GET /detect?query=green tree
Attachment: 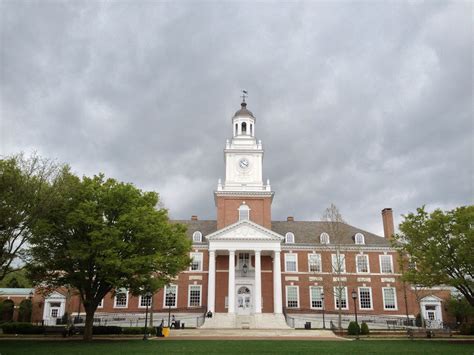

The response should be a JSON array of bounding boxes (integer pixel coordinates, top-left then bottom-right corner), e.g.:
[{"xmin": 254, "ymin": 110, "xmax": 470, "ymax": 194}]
[
  {"xmin": 447, "ymin": 296, "xmax": 474, "ymax": 325},
  {"xmin": 0, "ymin": 154, "xmax": 61, "ymax": 280},
  {"xmin": 394, "ymin": 206, "xmax": 474, "ymax": 306},
  {"xmin": 27, "ymin": 172, "xmax": 191, "ymax": 340}
]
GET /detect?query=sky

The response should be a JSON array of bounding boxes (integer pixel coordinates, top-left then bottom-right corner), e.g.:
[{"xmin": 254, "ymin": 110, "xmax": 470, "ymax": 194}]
[{"xmin": 1, "ymin": 1, "xmax": 472, "ymax": 236}]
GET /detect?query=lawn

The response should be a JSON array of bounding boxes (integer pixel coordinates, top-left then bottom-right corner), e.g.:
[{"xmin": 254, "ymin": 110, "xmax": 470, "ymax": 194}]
[{"xmin": 0, "ymin": 339, "xmax": 473, "ymax": 354}]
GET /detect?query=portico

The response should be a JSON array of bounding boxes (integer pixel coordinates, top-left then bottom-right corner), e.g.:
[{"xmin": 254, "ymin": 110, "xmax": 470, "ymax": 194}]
[{"xmin": 205, "ymin": 220, "xmax": 283, "ymax": 316}]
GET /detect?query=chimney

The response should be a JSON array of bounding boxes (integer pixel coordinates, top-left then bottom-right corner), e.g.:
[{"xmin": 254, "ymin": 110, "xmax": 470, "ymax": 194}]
[
  {"xmin": 381, "ymin": 208, "xmax": 394, "ymax": 239},
  {"xmin": 191, "ymin": 215, "xmax": 198, "ymax": 221},
  {"xmin": 287, "ymin": 216, "xmax": 294, "ymax": 222}
]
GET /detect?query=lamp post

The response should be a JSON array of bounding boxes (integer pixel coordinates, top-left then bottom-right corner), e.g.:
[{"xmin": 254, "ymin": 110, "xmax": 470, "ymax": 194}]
[
  {"xmin": 351, "ymin": 289, "xmax": 359, "ymax": 340},
  {"xmin": 321, "ymin": 291, "xmax": 326, "ymax": 329},
  {"xmin": 143, "ymin": 292, "xmax": 152, "ymax": 340},
  {"xmin": 166, "ymin": 289, "xmax": 173, "ymax": 328}
]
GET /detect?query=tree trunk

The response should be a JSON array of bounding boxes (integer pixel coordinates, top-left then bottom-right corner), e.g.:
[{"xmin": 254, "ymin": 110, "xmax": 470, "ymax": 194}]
[
  {"xmin": 149, "ymin": 297, "xmax": 154, "ymax": 327},
  {"xmin": 83, "ymin": 309, "xmax": 95, "ymax": 341}
]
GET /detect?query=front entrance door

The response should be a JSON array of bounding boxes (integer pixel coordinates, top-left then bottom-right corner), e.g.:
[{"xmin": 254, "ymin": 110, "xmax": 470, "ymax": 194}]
[
  {"xmin": 424, "ymin": 305, "xmax": 442, "ymax": 328},
  {"xmin": 237, "ymin": 286, "xmax": 252, "ymax": 314}
]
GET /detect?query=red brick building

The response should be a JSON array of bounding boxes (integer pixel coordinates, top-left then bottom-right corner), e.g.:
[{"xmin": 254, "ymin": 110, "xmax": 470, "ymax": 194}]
[{"xmin": 0, "ymin": 100, "xmax": 452, "ymax": 328}]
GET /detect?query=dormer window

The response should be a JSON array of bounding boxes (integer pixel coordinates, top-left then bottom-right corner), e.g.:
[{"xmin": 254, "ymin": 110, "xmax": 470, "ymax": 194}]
[
  {"xmin": 355, "ymin": 233, "xmax": 365, "ymax": 245},
  {"xmin": 285, "ymin": 232, "xmax": 295, "ymax": 244},
  {"xmin": 192, "ymin": 231, "xmax": 202, "ymax": 242},
  {"xmin": 320, "ymin": 232, "xmax": 330, "ymax": 245},
  {"xmin": 238, "ymin": 203, "xmax": 250, "ymax": 221}
]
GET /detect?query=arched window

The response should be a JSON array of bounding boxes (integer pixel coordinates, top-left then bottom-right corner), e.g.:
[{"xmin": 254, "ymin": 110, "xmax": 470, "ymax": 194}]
[
  {"xmin": 250, "ymin": 124, "xmax": 253, "ymax": 136},
  {"xmin": 285, "ymin": 232, "xmax": 295, "ymax": 244},
  {"xmin": 242, "ymin": 122, "xmax": 247, "ymax": 134},
  {"xmin": 355, "ymin": 233, "xmax": 365, "ymax": 245},
  {"xmin": 192, "ymin": 231, "xmax": 202, "ymax": 242},
  {"xmin": 320, "ymin": 232, "xmax": 330, "ymax": 245},
  {"xmin": 238, "ymin": 203, "xmax": 250, "ymax": 221},
  {"xmin": 235, "ymin": 123, "xmax": 238, "ymax": 136}
]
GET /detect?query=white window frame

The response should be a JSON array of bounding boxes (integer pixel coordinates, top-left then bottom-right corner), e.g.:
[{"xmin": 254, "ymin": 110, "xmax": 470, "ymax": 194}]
[
  {"xmin": 188, "ymin": 284, "xmax": 202, "ymax": 307},
  {"xmin": 379, "ymin": 255, "xmax": 394, "ymax": 274},
  {"xmin": 331, "ymin": 253, "xmax": 346, "ymax": 273},
  {"xmin": 309, "ymin": 286, "xmax": 323, "ymax": 309},
  {"xmin": 358, "ymin": 287, "xmax": 373, "ymax": 310},
  {"xmin": 190, "ymin": 252, "xmax": 203, "ymax": 271},
  {"xmin": 163, "ymin": 284, "xmax": 178, "ymax": 308},
  {"xmin": 285, "ymin": 232, "xmax": 295, "ymax": 244},
  {"xmin": 320, "ymin": 232, "xmax": 330, "ymax": 244},
  {"xmin": 356, "ymin": 254, "xmax": 370, "ymax": 273},
  {"xmin": 355, "ymin": 233, "xmax": 365, "ymax": 245},
  {"xmin": 138, "ymin": 294, "xmax": 152, "ymax": 308},
  {"xmin": 97, "ymin": 298, "xmax": 104, "ymax": 309},
  {"xmin": 284, "ymin": 253, "xmax": 298, "ymax": 272},
  {"xmin": 333, "ymin": 286, "xmax": 348, "ymax": 310},
  {"xmin": 308, "ymin": 253, "xmax": 322, "ymax": 272},
  {"xmin": 286, "ymin": 285, "xmax": 299, "ymax": 308},
  {"xmin": 382, "ymin": 287, "xmax": 398, "ymax": 310},
  {"xmin": 114, "ymin": 290, "xmax": 129, "ymax": 309},
  {"xmin": 192, "ymin": 231, "xmax": 202, "ymax": 242}
]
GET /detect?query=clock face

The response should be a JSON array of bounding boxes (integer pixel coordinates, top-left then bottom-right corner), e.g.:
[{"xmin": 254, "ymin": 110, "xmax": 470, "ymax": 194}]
[{"xmin": 239, "ymin": 158, "xmax": 250, "ymax": 169}]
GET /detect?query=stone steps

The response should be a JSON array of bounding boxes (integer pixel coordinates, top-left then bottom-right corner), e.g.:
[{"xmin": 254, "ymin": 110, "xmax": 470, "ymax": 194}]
[{"xmin": 200, "ymin": 313, "xmax": 290, "ymax": 329}]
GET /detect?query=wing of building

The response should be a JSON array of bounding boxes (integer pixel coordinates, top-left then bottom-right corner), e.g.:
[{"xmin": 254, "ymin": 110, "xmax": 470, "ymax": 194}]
[{"xmin": 0, "ymin": 100, "xmax": 452, "ymax": 329}]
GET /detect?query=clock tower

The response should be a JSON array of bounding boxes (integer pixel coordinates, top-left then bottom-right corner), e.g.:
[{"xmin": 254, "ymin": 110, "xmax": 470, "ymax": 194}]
[{"xmin": 215, "ymin": 99, "xmax": 274, "ymax": 229}]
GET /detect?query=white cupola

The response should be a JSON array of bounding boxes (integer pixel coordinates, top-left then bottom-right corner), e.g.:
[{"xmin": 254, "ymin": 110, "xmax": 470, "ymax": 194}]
[{"xmin": 232, "ymin": 100, "xmax": 256, "ymax": 138}]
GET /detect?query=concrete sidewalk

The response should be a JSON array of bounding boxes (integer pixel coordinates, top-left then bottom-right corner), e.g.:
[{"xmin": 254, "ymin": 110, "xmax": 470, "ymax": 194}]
[{"xmin": 161, "ymin": 328, "xmax": 348, "ymax": 340}]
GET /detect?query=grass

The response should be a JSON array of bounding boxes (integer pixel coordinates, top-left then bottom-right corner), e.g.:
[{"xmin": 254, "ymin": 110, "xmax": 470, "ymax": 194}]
[{"xmin": 0, "ymin": 339, "xmax": 473, "ymax": 355}]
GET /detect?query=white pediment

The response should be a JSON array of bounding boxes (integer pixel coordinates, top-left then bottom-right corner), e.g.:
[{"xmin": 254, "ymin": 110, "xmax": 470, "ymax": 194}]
[
  {"xmin": 45, "ymin": 291, "xmax": 66, "ymax": 300},
  {"xmin": 206, "ymin": 220, "xmax": 284, "ymax": 242}
]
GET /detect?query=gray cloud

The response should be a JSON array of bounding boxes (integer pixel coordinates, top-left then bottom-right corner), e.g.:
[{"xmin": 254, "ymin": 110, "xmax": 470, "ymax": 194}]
[{"xmin": 1, "ymin": 1, "xmax": 472, "ymax": 236}]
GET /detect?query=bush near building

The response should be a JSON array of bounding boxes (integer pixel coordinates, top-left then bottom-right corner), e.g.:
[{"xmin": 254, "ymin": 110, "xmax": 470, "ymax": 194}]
[
  {"xmin": 347, "ymin": 321, "xmax": 360, "ymax": 335},
  {"xmin": 360, "ymin": 322, "xmax": 370, "ymax": 335}
]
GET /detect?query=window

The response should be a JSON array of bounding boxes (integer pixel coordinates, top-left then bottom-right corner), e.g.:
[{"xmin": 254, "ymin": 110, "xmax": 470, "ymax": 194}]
[
  {"xmin": 188, "ymin": 285, "xmax": 202, "ymax": 307},
  {"xmin": 285, "ymin": 253, "xmax": 298, "ymax": 272},
  {"xmin": 356, "ymin": 254, "xmax": 369, "ymax": 273},
  {"xmin": 380, "ymin": 255, "xmax": 394, "ymax": 273},
  {"xmin": 250, "ymin": 123, "xmax": 253, "ymax": 136},
  {"xmin": 235, "ymin": 123, "xmax": 238, "ymax": 135},
  {"xmin": 308, "ymin": 254, "xmax": 322, "ymax": 272},
  {"xmin": 51, "ymin": 309, "xmax": 59, "ymax": 318},
  {"xmin": 238, "ymin": 252, "xmax": 250, "ymax": 269},
  {"xmin": 334, "ymin": 287, "xmax": 348, "ymax": 309},
  {"xmin": 331, "ymin": 253, "xmax": 346, "ymax": 273},
  {"xmin": 285, "ymin": 232, "xmax": 295, "ymax": 244},
  {"xmin": 192, "ymin": 231, "xmax": 202, "ymax": 242},
  {"xmin": 242, "ymin": 122, "xmax": 247, "ymax": 134},
  {"xmin": 286, "ymin": 286, "xmax": 299, "ymax": 308},
  {"xmin": 97, "ymin": 298, "xmax": 104, "ymax": 308},
  {"xmin": 320, "ymin": 232, "xmax": 330, "ymax": 244},
  {"xmin": 114, "ymin": 291, "xmax": 128, "ymax": 308},
  {"xmin": 190, "ymin": 252, "xmax": 203, "ymax": 271},
  {"xmin": 164, "ymin": 285, "xmax": 178, "ymax": 308},
  {"xmin": 383, "ymin": 287, "xmax": 397, "ymax": 310},
  {"xmin": 238, "ymin": 204, "xmax": 250, "ymax": 221},
  {"xmin": 310, "ymin": 286, "xmax": 323, "ymax": 309},
  {"xmin": 355, "ymin": 233, "xmax": 365, "ymax": 245},
  {"xmin": 359, "ymin": 287, "xmax": 373, "ymax": 309},
  {"xmin": 139, "ymin": 294, "xmax": 152, "ymax": 308}
]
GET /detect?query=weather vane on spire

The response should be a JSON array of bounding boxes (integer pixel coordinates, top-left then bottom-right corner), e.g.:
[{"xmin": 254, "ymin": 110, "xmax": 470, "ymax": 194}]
[{"xmin": 241, "ymin": 90, "xmax": 248, "ymax": 103}]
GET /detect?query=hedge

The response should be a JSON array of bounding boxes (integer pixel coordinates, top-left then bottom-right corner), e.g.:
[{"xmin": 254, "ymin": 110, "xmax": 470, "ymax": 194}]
[
  {"xmin": 360, "ymin": 322, "xmax": 370, "ymax": 335},
  {"xmin": 122, "ymin": 327, "xmax": 156, "ymax": 335},
  {"xmin": 2, "ymin": 322, "xmax": 45, "ymax": 334},
  {"xmin": 459, "ymin": 323, "xmax": 474, "ymax": 335}
]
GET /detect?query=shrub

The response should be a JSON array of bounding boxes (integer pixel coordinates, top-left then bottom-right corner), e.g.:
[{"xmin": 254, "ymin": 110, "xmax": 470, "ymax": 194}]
[
  {"xmin": 459, "ymin": 323, "xmax": 474, "ymax": 335},
  {"xmin": 360, "ymin": 322, "xmax": 369, "ymax": 335},
  {"xmin": 2, "ymin": 322, "xmax": 45, "ymax": 334},
  {"xmin": 347, "ymin": 321, "xmax": 360, "ymax": 335},
  {"xmin": 415, "ymin": 313, "xmax": 422, "ymax": 327},
  {"xmin": 75, "ymin": 326, "xmax": 123, "ymax": 335},
  {"xmin": 122, "ymin": 327, "xmax": 156, "ymax": 335}
]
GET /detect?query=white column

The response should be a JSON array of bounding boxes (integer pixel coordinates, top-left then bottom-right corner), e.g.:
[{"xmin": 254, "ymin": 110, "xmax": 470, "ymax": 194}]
[
  {"xmin": 207, "ymin": 250, "xmax": 216, "ymax": 313},
  {"xmin": 255, "ymin": 250, "xmax": 262, "ymax": 313},
  {"xmin": 273, "ymin": 250, "xmax": 283, "ymax": 314},
  {"xmin": 228, "ymin": 250, "xmax": 235, "ymax": 313}
]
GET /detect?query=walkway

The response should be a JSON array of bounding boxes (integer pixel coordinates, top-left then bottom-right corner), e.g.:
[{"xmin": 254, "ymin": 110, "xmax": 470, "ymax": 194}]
[{"xmin": 162, "ymin": 328, "xmax": 347, "ymax": 340}]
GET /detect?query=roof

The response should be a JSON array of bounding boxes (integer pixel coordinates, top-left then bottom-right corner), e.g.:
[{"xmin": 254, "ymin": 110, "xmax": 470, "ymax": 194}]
[
  {"xmin": 233, "ymin": 102, "xmax": 255, "ymax": 118},
  {"xmin": 173, "ymin": 220, "xmax": 390, "ymax": 247},
  {"xmin": 0, "ymin": 288, "xmax": 35, "ymax": 296}
]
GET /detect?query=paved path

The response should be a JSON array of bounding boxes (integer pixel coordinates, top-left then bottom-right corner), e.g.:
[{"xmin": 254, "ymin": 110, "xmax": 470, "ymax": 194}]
[{"xmin": 161, "ymin": 328, "xmax": 347, "ymax": 340}]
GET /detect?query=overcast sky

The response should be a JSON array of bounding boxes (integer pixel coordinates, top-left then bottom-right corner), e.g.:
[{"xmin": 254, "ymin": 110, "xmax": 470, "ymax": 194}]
[{"xmin": 1, "ymin": 1, "xmax": 472, "ymax": 236}]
